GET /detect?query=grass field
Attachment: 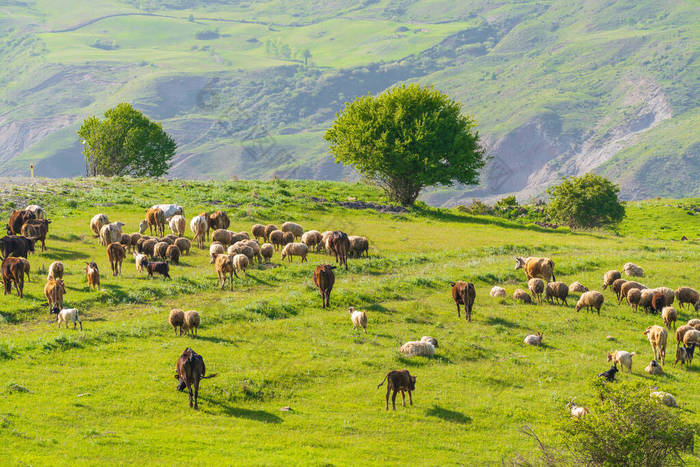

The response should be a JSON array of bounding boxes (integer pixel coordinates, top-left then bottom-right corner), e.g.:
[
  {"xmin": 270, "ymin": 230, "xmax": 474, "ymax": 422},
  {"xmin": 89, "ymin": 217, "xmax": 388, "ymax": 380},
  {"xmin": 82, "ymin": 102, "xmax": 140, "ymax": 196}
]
[{"xmin": 0, "ymin": 178, "xmax": 698, "ymax": 465}]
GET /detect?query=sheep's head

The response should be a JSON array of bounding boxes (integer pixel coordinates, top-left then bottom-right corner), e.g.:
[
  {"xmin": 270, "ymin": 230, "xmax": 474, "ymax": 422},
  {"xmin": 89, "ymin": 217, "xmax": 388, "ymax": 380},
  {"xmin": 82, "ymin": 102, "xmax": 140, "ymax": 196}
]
[
  {"xmin": 348, "ymin": 307, "xmax": 355, "ymax": 314},
  {"xmin": 643, "ymin": 327, "xmax": 651, "ymax": 336},
  {"xmin": 514, "ymin": 257, "xmax": 525, "ymax": 270}
]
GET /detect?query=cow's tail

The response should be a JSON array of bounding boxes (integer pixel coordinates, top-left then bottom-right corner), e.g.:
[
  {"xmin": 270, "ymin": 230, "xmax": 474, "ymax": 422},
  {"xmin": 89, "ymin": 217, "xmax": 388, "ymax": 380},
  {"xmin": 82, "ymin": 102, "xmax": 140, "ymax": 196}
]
[
  {"xmin": 549, "ymin": 260, "xmax": 556, "ymax": 282},
  {"xmin": 377, "ymin": 374, "xmax": 388, "ymax": 389}
]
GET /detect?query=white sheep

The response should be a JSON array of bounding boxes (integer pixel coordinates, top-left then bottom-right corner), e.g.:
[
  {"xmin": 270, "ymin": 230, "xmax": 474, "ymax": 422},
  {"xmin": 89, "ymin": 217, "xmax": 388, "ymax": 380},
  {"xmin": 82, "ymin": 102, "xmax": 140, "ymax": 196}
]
[
  {"xmin": 90, "ymin": 213, "xmax": 109, "ymax": 237},
  {"xmin": 138, "ymin": 219, "xmax": 148, "ymax": 235},
  {"xmin": 209, "ymin": 242, "xmax": 225, "ymax": 264},
  {"xmin": 575, "ymin": 291, "xmax": 604, "ymax": 314},
  {"xmin": 190, "ymin": 215, "xmax": 208, "ymax": 249},
  {"xmin": 650, "ymin": 390, "xmax": 677, "ymax": 407},
  {"xmin": 348, "ymin": 307, "xmax": 367, "ymax": 333},
  {"xmin": 57, "ymin": 308, "xmax": 82, "ymax": 330},
  {"xmin": 490, "ymin": 286, "xmax": 506, "ymax": 298},
  {"xmin": 623, "ymin": 262, "xmax": 644, "ymax": 277},
  {"xmin": 47, "ymin": 261, "xmax": 64, "ymax": 281},
  {"xmin": 606, "ymin": 350, "xmax": 636, "ymax": 372},
  {"xmin": 644, "ymin": 325, "xmax": 667, "ymax": 365},
  {"xmin": 399, "ymin": 337, "xmax": 436, "ymax": 357},
  {"xmin": 281, "ymin": 221, "xmax": 304, "ymax": 239},
  {"xmin": 569, "ymin": 281, "xmax": 588, "ymax": 293},
  {"xmin": 169, "ymin": 215, "xmax": 186, "ymax": 237},
  {"xmin": 281, "ymin": 242, "xmax": 309, "ymax": 263},
  {"xmin": 99, "ymin": 222, "xmax": 125, "ymax": 246},
  {"xmin": 232, "ymin": 253, "xmax": 249, "ymax": 276},
  {"xmin": 523, "ymin": 332, "xmax": 543, "ymax": 346},
  {"xmin": 25, "ymin": 204, "xmax": 46, "ymax": 219}
]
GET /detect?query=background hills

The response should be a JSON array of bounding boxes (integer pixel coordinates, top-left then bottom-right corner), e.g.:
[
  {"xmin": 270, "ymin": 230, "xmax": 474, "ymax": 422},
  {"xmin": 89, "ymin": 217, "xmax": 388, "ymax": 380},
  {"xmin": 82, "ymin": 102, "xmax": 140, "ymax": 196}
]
[{"xmin": 0, "ymin": 0, "xmax": 697, "ymax": 204}]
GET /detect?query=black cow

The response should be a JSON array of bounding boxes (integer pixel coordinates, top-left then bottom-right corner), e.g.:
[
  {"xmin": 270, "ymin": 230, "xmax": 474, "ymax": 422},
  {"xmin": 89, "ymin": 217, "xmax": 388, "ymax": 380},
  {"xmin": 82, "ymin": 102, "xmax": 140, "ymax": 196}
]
[{"xmin": 0, "ymin": 236, "xmax": 36, "ymax": 259}]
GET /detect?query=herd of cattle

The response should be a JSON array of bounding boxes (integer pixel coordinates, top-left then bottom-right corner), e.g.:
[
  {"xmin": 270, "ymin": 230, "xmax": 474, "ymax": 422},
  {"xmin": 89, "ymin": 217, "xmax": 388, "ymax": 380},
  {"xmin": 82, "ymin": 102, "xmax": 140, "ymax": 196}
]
[{"xmin": 2, "ymin": 204, "xmax": 699, "ymax": 412}]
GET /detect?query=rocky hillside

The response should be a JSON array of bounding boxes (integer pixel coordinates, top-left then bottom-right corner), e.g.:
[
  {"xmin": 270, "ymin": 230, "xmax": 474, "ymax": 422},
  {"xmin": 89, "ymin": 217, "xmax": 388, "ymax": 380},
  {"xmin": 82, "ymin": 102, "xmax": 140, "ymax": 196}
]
[{"xmin": 0, "ymin": 0, "xmax": 697, "ymax": 204}]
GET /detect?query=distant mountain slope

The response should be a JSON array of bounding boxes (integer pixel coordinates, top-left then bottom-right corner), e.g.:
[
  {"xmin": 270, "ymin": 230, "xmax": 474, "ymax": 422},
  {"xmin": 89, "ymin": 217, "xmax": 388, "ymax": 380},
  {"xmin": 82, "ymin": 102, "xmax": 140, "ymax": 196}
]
[{"xmin": 0, "ymin": 0, "xmax": 697, "ymax": 204}]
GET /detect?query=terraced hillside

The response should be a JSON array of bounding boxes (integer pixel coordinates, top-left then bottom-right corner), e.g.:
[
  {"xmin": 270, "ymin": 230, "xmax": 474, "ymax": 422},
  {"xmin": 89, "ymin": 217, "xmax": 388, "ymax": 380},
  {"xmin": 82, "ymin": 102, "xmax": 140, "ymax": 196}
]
[
  {"xmin": 0, "ymin": 1, "xmax": 698, "ymax": 203},
  {"xmin": 0, "ymin": 178, "xmax": 698, "ymax": 464}
]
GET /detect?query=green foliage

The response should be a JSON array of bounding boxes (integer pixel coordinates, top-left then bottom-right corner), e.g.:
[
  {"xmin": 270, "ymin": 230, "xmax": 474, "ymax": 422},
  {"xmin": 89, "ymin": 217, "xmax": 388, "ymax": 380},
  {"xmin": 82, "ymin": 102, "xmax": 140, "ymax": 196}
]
[
  {"xmin": 325, "ymin": 84, "xmax": 486, "ymax": 205},
  {"xmin": 546, "ymin": 173, "xmax": 625, "ymax": 229},
  {"xmin": 561, "ymin": 380, "xmax": 696, "ymax": 466},
  {"xmin": 457, "ymin": 199, "xmax": 493, "ymax": 215},
  {"xmin": 77, "ymin": 103, "xmax": 176, "ymax": 177}
]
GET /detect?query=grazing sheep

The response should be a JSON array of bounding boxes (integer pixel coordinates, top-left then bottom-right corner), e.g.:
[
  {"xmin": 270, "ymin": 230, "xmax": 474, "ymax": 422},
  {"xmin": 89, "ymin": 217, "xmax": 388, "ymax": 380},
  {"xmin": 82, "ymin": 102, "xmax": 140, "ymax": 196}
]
[
  {"xmin": 618, "ymin": 281, "xmax": 646, "ymax": 305},
  {"xmin": 639, "ymin": 289, "xmax": 656, "ymax": 312},
  {"xmin": 644, "ymin": 325, "xmax": 667, "ymax": 365},
  {"xmin": 90, "ymin": 213, "xmax": 109, "ymax": 237},
  {"xmin": 576, "ymin": 291, "xmax": 604, "ymax": 315},
  {"xmin": 687, "ymin": 318, "xmax": 700, "ymax": 329},
  {"xmin": 169, "ymin": 308, "xmax": 185, "ymax": 336},
  {"xmin": 175, "ymin": 237, "xmax": 190, "ymax": 256},
  {"xmin": 166, "ymin": 244, "xmax": 181, "ymax": 264},
  {"xmin": 377, "ymin": 369, "xmax": 416, "ymax": 411},
  {"xmin": 627, "ymin": 288, "xmax": 642, "ymax": 311},
  {"xmin": 209, "ymin": 242, "xmax": 225, "ymax": 264},
  {"xmin": 25, "ymin": 204, "xmax": 46, "ymax": 219},
  {"xmin": 528, "ymin": 278, "xmax": 545, "ymax": 304},
  {"xmin": 53, "ymin": 306, "xmax": 82, "ymax": 330},
  {"xmin": 99, "ymin": 222, "xmax": 125, "ymax": 246},
  {"xmin": 514, "ymin": 256, "xmax": 556, "ymax": 282},
  {"xmin": 190, "ymin": 215, "xmax": 208, "ymax": 249},
  {"xmin": 301, "ymin": 230, "xmax": 322, "ymax": 250},
  {"xmin": 169, "ymin": 215, "xmax": 186, "ymax": 237},
  {"xmin": 227, "ymin": 243, "xmax": 254, "ymax": 262},
  {"xmin": 683, "ymin": 329, "xmax": 700, "ymax": 348},
  {"xmin": 513, "ymin": 288, "xmax": 533, "ymax": 304},
  {"xmin": 106, "ymin": 242, "xmax": 126, "ymax": 276},
  {"xmin": 623, "ymin": 262, "xmax": 644, "ymax": 277},
  {"xmin": 47, "ymin": 261, "xmax": 64, "ymax": 281},
  {"xmin": 523, "ymin": 332, "xmax": 543, "ymax": 346},
  {"xmin": 607, "ymin": 350, "xmax": 636, "ymax": 372},
  {"xmin": 269, "ymin": 230, "xmax": 284, "ymax": 250},
  {"xmin": 44, "ymin": 279, "xmax": 66, "ymax": 311},
  {"xmin": 154, "ymin": 241, "xmax": 169, "ymax": 260},
  {"xmin": 260, "ymin": 243, "xmax": 273, "ymax": 263},
  {"xmin": 674, "ymin": 346, "xmax": 693, "ymax": 368},
  {"xmin": 567, "ymin": 400, "xmax": 589, "ymax": 419},
  {"xmin": 348, "ymin": 307, "xmax": 367, "ymax": 333},
  {"xmin": 264, "ymin": 224, "xmax": 278, "ymax": 242},
  {"xmin": 602, "ymin": 270, "xmax": 622, "ymax": 290},
  {"xmin": 675, "ymin": 287, "xmax": 700, "ymax": 310},
  {"xmin": 251, "ymin": 224, "xmax": 266, "ymax": 242},
  {"xmin": 650, "ymin": 390, "xmax": 677, "ymax": 407},
  {"xmin": 139, "ymin": 238, "xmax": 157, "ymax": 258},
  {"xmin": 490, "ymin": 286, "xmax": 506, "ymax": 298},
  {"xmin": 133, "ymin": 252, "xmax": 148, "ymax": 272},
  {"xmin": 654, "ymin": 287, "xmax": 675, "ymax": 306},
  {"xmin": 676, "ymin": 324, "xmax": 693, "ymax": 347},
  {"xmin": 281, "ymin": 242, "xmax": 309, "ymax": 263},
  {"xmin": 399, "ymin": 339, "xmax": 435, "ymax": 357},
  {"xmin": 138, "ymin": 219, "xmax": 148, "ymax": 235},
  {"xmin": 611, "ymin": 278, "xmax": 626, "ymax": 301},
  {"xmin": 145, "ymin": 208, "xmax": 165, "ymax": 237},
  {"xmin": 281, "ymin": 231, "xmax": 294, "ymax": 246},
  {"xmin": 313, "ymin": 264, "xmax": 336, "ymax": 308},
  {"xmin": 449, "ymin": 281, "xmax": 476, "ymax": 321},
  {"xmin": 211, "ymin": 229, "xmax": 232, "ymax": 246},
  {"xmin": 281, "ymin": 221, "xmax": 303, "ymax": 240},
  {"xmin": 232, "ymin": 254, "xmax": 249, "ymax": 276},
  {"xmin": 569, "ymin": 281, "xmax": 588, "ymax": 293},
  {"xmin": 214, "ymin": 254, "xmax": 237, "ymax": 290},
  {"xmin": 242, "ymin": 240, "xmax": 262, "ymax": 263},
  {"xmin": 545, "ymin": 282, "xmax": 569, "ymax": 305},
  {"xmin": 421, "ymin": 336, "xmax": 438, "ymax": 347},
  {"xmin": 183, "ymin": 310, "xmax": 200, "ymax": 336},
  {"xmin": 85, "ymin": 261, "xmax": 100, "ymax": 290},
  {"xmin": 662, "ymin": 306, "xmax": 677, "ymax": 329},
  {"xmin": 348, "ymin": 236, "xmax": 369, "ymax": 258},
  {"xmin": 598, "ymin": 365, "xmax": 618, "ymax": 381},
  {"xmin": 645, "ymin": 360, "xmax": 663, "ymax": 375},
  {"xmin": 145, "ymin": 261, "xmax": 171, "ymax": 280},
  {"xmin": 120, "ymin": 233, "xmax": 132, "ymax": 252}
]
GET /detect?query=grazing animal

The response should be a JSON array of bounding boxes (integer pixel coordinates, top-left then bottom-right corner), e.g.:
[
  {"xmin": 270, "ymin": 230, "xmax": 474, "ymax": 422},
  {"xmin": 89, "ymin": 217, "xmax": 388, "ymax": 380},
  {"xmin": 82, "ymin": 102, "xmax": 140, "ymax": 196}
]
[
  {"xmin": 99, "ymin": 222, "xmax": 125, "ymax": 246},
  {"xmin": 140, "ymin": 238, "xmax": 157, "ymax": 258},
  {"xmin": 674, "ymin": 345, "xmax": 694, "ymax": 367},
  {"xmin": 0, "ymin": 235, "xmax": 36, "ymax": 259},
  {"xmin": 348, "ymin": 235, "xmax": 369, "ymax": 258},
  {"xmin": 53, "ymin": 306, "xmax": 82, "ymax": 330},
  {"xmin": 169, "ymin": 308, "xmax": 185, "ymax": 336},
  {"xmin": 650, "ymin": 390, "xmax": 677, "ymax": 407},
  {"xmin": 348, "ymin": 307, "xmax": 367, "ymax": 333},
  {"xmin": 214, "ymin": 254, "xmax": 237, "ymax": 290},
  {"xmin": 85, "ymin": 261, "xmax": 100, "ymax": 290},
  {"xmin": 301, "ymin": 230, "xmax": 322, "ymax": 250},
  {"xmin": 567, "ymin": 400, "xmax": 589, "ymax": 419},
  {"xmin": 21, "ymin": 218, "xmax": 51, "ymax": 251},
  {"xmin": 106, "ymin": 242, "xmax": 126, "ymax": 276},
  {"xmin": 313, "ymin": 264, "xmax": 336, "ymax": 308},
  {"xmin": 2, "ymin": 257, "xmax": 26, "ymax": 297},
  {"xmin": 399, "ymin": 338, "xmax": 436, "ymax": 357},
  {"xmin": 569, "ymin": 281, "xmax": 588, "ymax": 293},
  {"xmin": 377, "ymin": 370, "xmax": 416, "ymax": 411},
  {"xmin": 190, "ymin": 215, "xmax": 208, "ymax": 249},
  {"xmin": 206, "ymin": 211, "xmax": 230, "ymax": 240},
  {"xmin": 269, "ymin": 230, "xmax": 285, "ymax": 250},
  {"xmin": 688, "ymin": 318, "xmax": 700, "ymax": 330},
  {"xmin": 175, "ymin": 348, "xmax": 207, "ymax": 410},
  {"xmin": 654, "ymin": 287, "xmax": 675, "ymax": 306},
  {"xmin": 683, "ymin": 329, "xmax": 700, "ymax": 348},
  {"xmin": 165, "ymin": 244, "xmax": 181, "ymax": 264},
  {"xmin": 281, "ymin": 242, "xmax": 309, "ymax": 263},
  {"xmin": 261, "ymin": 243, "xmax": 273, "ymax": 263},
  {"xmin": 597, "ymin": 365, "xmax": 618, "ymax": 382},
  {"xmin": 264, "ymin": 224, "xmax": 278, "ymax": 242},
  {"xmin": 514, "ymin": 288, "xmax": 533, "ymax": 304},
  {"xmin": 607, "ymin": 350, "xmax": 635, "ymax": 372},
  {"xmin": 627, "ymin": 288, "xmax": 642, "ymax": 311},
  {"xmin": 145, "ymin": 261, "xmax": 171, "ymax": 279},
  {"xmin": 231, "ymin": 254, "xmax": 249, "ymax": 276},
  {"xmin": 490, "ymin": 286, "xmax": 506, "ymax": 297},
  {"xmin": 611, "ymin": 278, "xmax": 626, "ymax": 301},
  {"xmin": 618, "ymin": 281, "xmax": 646, "ymax": 305},
  {"xmin": 154, "ymin": 241, "xmax": 169, "ymax": 260},
  {"xmin": 120, "ymin": 233, "xmax": 132, "ymax": 252},
  {"xmin": 150, "ymin": 204, "xmax": 184, "ymax": 220},
  {"xmin": 329, "ymin": 231, "xmax": 350, "ymax": 270},
  {"xmin": 602, "ymin": 270, "xmax": 622, "ymax": 290},
  {"xmin": 662, "ymin": 306, "xmax": 677, "ymax": 329},
  {"xmin": 44, "ymin": 279, "xmax": 66, "ymax": 310},
  {"xmin": 7, "ymin": 209, "xmax": 36, "ymax": 235},
  {"xmin": 644, "ymin": 325, "xmax": 667, "ymax": 365},
  {"xmin": 281, "ymin": 221, "xmax": 303, "ymax": 240},
  {"xmin": 645, "ymin": 359, "xmax": 663, "ymax": 375},
  {"xmin": 138, "ymin": 220, "xmax": 149, "ymax": 235},
  {"xmin": 209, "ymin": 242, "xmax": 225, "ymax": 264},
  {"xmin": 523, "ymin": 332, "xmax": 543, "ymax": 346},
  {"xmin": 650, "ymin": 292, "xmax": 666, "ymax": 315},
  {"xmin": 47, "ymin": 261, "xmax": 64, "ymax": 281},
  {"xmin": 528, "ymin": 278, "xmax": 545, "ymax": 304},
  {"xmin": 623, "ymin": 262, "xmax": 644, "ymax": 277},
  {"xmin": 514, "ymin": 256, "xmax": 555, "ymax": 282},
  {"xmin": 169, "ymin": 215, "xmax": 186, "ymax": 237},
  {"xmin": 183, "ymin": 310, "xmax": 200, "ymax": 336},
  {"xmin": 174, "ymin": 237, "xmax": 190, "ymax": 256},
  {"xmin": 576, "ymin": 291, "xmax": 604, "ymax": 315},
  {"xmin": 251, "ymin": 224, "xmax": 266, "ymax": 242},
  {"xmin": 676, "ymin": 324, "xmax": 693, "ymax": 347},
  {"xmin": 281, "ymin": 231, "xmax": 294, "ymax": 246},
  {"xmin": 675, "ymin": 287, "xmax": 700, "ymax": 311},
  {"xmin": 212, "ymin": 229, "xmax": 234, "ymax": 246},
  {"xmin": 146, "ymin": 208, "xmax": 165, "ymax": 237},
  {"xmin": 545, "ymin": 282, "xmax": 569, "ymax": 305},
  {"xmin": 449, "ymin": 281, "xmax": 476, "ymax": 321}
]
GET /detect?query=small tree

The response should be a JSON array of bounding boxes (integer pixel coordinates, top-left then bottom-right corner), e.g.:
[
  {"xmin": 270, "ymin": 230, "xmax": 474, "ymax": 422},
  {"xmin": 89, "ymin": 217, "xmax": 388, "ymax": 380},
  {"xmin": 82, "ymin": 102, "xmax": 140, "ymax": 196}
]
[
  {"xmin": 324, "ymin": 84, "xmax": 486, "ymax": 205},
  {"xmin": 78, "ymin": 103, "xmax": 176, "ymax": 177},
  {"xmin": 546, "ymin": 173, "xmax": 624, "ymax": 228}
]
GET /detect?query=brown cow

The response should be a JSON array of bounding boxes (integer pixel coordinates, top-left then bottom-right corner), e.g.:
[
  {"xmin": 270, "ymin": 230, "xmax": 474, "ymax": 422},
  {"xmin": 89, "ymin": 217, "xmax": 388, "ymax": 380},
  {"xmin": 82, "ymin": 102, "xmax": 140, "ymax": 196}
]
[
  {"xmin": 214, "ymin": 254, "xmax": 237, "ymax": 290},
  {"xmin": 2, "ymin": 257, "xmax": 26, "ymax": 297},
  {"xmin": 107, "ymin": 242, "xmax": 126, "ymax": 276},
  {"xmin": 6, "ymin": 209, "xmax": 35, "ymax": 235},
  {"xmin": 377, "ymin": 369, "xmax": 417, "ymax": 411},
  {"xmin": 174, "ymin": 348, "xmax": 213, "ymax": 410},
  {"xmin": 313, "ymin": 264, "xmax": 336, "ymax": 308},
  {"xmin": 449, "ymin": 281, "xmax": 476, "ymax": 322},
  {"xmin": 329, "ymin": 231, "xmax": 350, "ymax": 270},
  {"xmin": 21, "ymin": 218, "xmax": 51, "ymax": 251},
  {"xmin": 514, "ymin": 257, "xmax": 556, "ymax": 282},
  {"xmin": 44, "ymin": 278, "xmax": 66, "ymax": 310},
  {"xmin": 207, "ymin": 211, "xmax": 230, "ymax": 240},
  {"xmin": 146, "ymin": 208, "xmax": 165, "ymax": 237}
]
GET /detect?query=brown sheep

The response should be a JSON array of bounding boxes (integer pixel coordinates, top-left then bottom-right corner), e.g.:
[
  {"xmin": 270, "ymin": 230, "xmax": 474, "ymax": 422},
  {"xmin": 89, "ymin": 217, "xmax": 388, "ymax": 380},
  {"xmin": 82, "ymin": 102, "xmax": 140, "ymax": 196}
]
[
  {"xmin": 175, "ymin": 237, "xmax": 191, "ymax": 256},
  {"xmin": 513, "ymin": 288, "xmax": 533, "ymax": 304},
  {"xmin": 214, "ymin": 254, "xmax": 237, "ymax": 290},
  {"xmin": 44, "ymin": 278, "xmax": 66, "ymax": 310},
  {"xmin": 85, "ymin": 261, "xmax": 100, "ymax": 291},
  {"xmin": 575, "ymin": 291, "xmax": 604, "ymax": 315},
  {"xmin": 627, "ymin": 288, "xmax": 641, "ymax": 311},
  {"xmin": 688, "ymin": 319, "xmax": 700, "ymax": 329},
  {"xmin": 47, "ymin": 261, "xmax": 64, "ymax": 281},
  {"xmin": 212, "ymin": 229, "xmax": 233, "ymax": 246},
  {"xmin": 313, "ymin": 264, "xmax": 336, "ymax": 308},
  {"xmin": 183, "ymin": 310, "xmax": 200, "ymax": 336},
  {"xmin": 545, "ymin": 282, "xmax": 568, "ymax": 305},
  {"xmin": 528, "ymin": 278, "xmax": 545, "ymax": 304},
  {"xmin": 166, "ymin": 245, "xmax": 181, "ymax": 264},
  {"xmin": 154, "ymin": 241, "xmax": 169, "ymax": 261},
  {"xmin": 140, "ymin": 238, "xmax": 157, "ymax": 258},
  {"xmin": 231, "ymin": 254, "xmax": 249, "ymax": 276},
  {"xmin": 146, "ymin": 208, "xmax": 165, "ymax": 237},
  {"xmin": 644, "ymin": 325, "xmax": 667, "ymax": 365},
  {"xmin": 662, "ymin": 307, "xmax": 677, "ymax": 329},
  {"xmin": 676, "ymin": 324, "xmax": 693, "ymax": 346},
  {"xmin": 2, "ymin": 257, "xmax": 26, "ymax": 297},
  {"xmin": 683, "ymin": 329, "xmax": 700, "ymax": 348},
  {"xmin": 602, "ymin": 270, "xmax": 621, "ymax": 290},
  {"xmin": 120, "ymin": 233, "xmax": 132, "ymax": 252},
  {"xmin": 260, "ymin": 243, "xmax": 273, "ymax": 263},
  {"xmin": 269, "ymin": 230, "xmax": 285, "ymax": 251},
  {"xmin": 449, "ymin": 281, "xmax": 476, "ymax": 321},
  {"xmin": 281, "ymin": 243, "xmax": 308, "ymax": 263},
  {"xmin": 209, "ymin": 242, "xmax": 225, "ymax": 264},
  {"xmin": 106, "ymin": 242, "xmax": 126, "ymax": 276},
  {"xmin": 675, "ymin": 287, "xmax": 700, "ymax": 310},
  {"xmin": 611, "ymin": 278, "xmax": 626, "ymax": 301},
  {"xmin": 169, "ymin": 308, "xmax": 185, "ymax": 336},
  {"xmin": 618, "ymin": 281, "xmax": 645, "ymax": 305},
  {"xmin": 651, "ymin": 292, "xmax": 666, "ymax": 315},
  {"xmin": 281, "ymin": 231, "xmax": 294, "ymax": 246},
  {"xmin": 251, "ymin": 224, "xmax": 266, "ymax": 242},
  {"xmin": 654, "ymin": 287, "xmax": 675, "ymax": 306},
  {"xmin": 207, "ymin": 211, "xmax": 230, "ymax": 240},
  {"xmin": 264, "ymin": 224, "xmax": 278, "ymax": 242},
  {"xmin": 348, "ymin": 235, "xmax": 369, "ymax": 258},
  {"xmin": 514, "ymin": 256, "xmax": 555, "ymax": 282},
  {"xmin": 301, "ymin": 230, "xmax": 322, "ymax": 251}
]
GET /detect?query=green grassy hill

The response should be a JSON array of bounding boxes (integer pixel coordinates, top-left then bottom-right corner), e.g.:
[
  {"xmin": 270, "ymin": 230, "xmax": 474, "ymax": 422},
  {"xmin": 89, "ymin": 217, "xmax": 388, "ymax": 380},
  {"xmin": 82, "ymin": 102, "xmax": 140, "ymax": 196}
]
[
  {"xmin": 1, "ymin": 1, "xmax": 698, "ymax": 202},
  {"xmin": 0, "ymin": 178, "xmax": 698, "ymax": 464}
]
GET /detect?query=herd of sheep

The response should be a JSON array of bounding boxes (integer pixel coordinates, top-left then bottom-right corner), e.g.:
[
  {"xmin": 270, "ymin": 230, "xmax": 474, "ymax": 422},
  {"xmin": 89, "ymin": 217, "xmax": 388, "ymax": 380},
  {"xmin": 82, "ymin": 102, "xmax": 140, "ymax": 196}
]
[{"xmin": 2, "ymin": 203, "xmax": 699, "ymax": 413}]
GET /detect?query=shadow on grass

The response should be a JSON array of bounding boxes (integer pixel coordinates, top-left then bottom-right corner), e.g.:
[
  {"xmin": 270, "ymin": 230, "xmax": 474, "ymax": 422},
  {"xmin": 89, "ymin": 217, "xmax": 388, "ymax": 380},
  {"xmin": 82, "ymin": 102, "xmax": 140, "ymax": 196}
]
[
  {"xmin": 364, "ymin": 303, "xmax": 394, "ymax": 313},
  {"xmin": 202, "ymin": 398, "xmax": 283, "ymax": 423},
  {"xmin": 187, "ymin": 335, "xmax": 237, "ymax": 345},
  {"xmin": 484, "ymin": 316, "xmax": 521, "ymax": 328},
  {"xmin": 397, "ymin": 354, "xmax": 453, "ymax": 366},
  {"xmin": 426, "ymin": 405, "xmax": 472, "ymax": 424},
  {"xmin": 38, "ymin": 247, "xmax": 90, "ymax": 260}
]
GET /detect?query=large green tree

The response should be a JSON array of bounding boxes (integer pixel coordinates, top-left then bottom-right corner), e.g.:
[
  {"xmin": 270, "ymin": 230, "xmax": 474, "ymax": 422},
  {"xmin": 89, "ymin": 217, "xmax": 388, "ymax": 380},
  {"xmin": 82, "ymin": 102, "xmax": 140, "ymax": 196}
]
[
  {"xmin": 546, "ymin": 173, "xmax": 625, "ymax": 228},
  {"xmin": 78, "ymin": 103, "xmax": 176, "ymax": 177},
  {"xmin": 324, "ymin": 84, "xmax": 486, "ymax": 205}
]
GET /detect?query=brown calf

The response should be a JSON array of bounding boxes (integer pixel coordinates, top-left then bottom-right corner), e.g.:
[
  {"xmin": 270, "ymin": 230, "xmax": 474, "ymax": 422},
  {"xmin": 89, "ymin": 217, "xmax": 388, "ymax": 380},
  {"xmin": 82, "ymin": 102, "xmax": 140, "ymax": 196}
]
[
  {"xmin": 449, "ymin": 281, "xmax": 476, "ymax": 322},
  {"xmin": 378, "ymin": 369, "xmax": 417, "ymax": 411},
  {"xmin": 107, "ymin": 242, "xmax": 126, "ymax": 276},
  {"xmin": 44, "ymin": 278, "xmax": 66, "ymax": 310},
  {"xmin": 146, "ymin": 208, "xmax": 165, "ymax": 237},
  {"xmin": 174, "ymin": 348, "xmax": 213, "ymax": 410},
  {"xmin": 2, "ymin": 257, "xmax": 26, "ymax": 297},
  {"xmin": 313, "ymin": 264, "xmax": 336, "ymax": 308}
]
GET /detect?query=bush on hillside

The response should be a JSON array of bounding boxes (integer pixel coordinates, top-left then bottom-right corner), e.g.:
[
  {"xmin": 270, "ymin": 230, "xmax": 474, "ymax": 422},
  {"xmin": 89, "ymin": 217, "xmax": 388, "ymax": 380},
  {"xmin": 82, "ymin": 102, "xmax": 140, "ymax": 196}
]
[{"xmin": 546, "ymin": 173, "xmax": 625, "ymax": 229}]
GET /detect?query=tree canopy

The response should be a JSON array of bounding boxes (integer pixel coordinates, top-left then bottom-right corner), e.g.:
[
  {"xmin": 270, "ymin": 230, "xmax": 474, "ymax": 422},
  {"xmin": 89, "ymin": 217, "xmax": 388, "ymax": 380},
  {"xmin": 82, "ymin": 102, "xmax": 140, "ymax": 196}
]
[
  {"xmin": 546, "ymin": 173, "xmax": 625, "ymax": 228},
  {"xmin": 78, "ymin": 103, "xmax": 176, "ymax": 177},
  {"xmin": 324, "ymin": 84, "xmax": 486, "ymax": 205}
]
